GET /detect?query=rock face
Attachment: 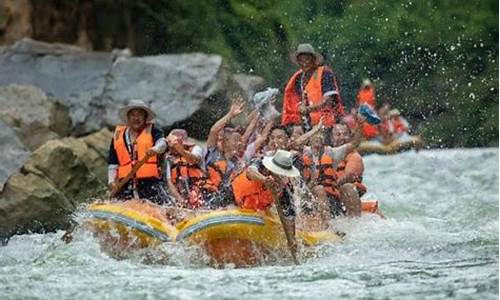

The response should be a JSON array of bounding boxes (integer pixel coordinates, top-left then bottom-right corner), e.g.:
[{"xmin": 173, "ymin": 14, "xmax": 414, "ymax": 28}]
[
  {"xmin": 0, "ymin": 84, "xmax": 72, "ymax": 150},
  {"xmin": 0, "ymin": 129, "xmax": 112, "ymax": 240},
  {"xmin": 0, "ymin": 39, "xmax": 113, "ymax": 134},
  {"xmin": 0, "ymin": 38, "xmax": 237, "ymax": 138},
  {"xmin": 0, "ymin": 119, "xmax": 30, "ymax": 191},
  {"xmin": 99, "ymin": 53, "xmax": 230, "ymax": 139}
]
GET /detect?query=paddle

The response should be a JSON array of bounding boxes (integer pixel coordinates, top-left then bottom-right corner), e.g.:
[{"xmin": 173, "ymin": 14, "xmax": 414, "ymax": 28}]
[
  {"xmin": 270, "ymin": 187, "xmax": 299, "ymax": 265},
  {"xmin": 62, "ymin": 152, "xmax": 155, "ymax": 243},
  {"xmin": 110, "ymin": 152, "xmax": 154, "ymax": 199},
  {"xmin": 358, "ymin": 104, "xmax": 381, "ymax": 125}
]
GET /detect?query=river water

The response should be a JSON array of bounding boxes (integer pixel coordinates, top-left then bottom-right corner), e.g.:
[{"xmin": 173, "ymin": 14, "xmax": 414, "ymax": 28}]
[{"xmin": 0, "ymin": 148, "xmax": 498, "ymax": 299}]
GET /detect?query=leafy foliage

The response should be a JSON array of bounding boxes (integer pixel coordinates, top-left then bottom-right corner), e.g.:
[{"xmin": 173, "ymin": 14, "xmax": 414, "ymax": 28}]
[{"xmin": 26, "ymin": 0, "xmax": 495, "ymax": 147}]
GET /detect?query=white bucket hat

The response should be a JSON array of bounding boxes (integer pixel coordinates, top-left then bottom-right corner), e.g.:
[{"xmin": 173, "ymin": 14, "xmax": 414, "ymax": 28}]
[
  {"xmin": 262, "ymin": 150, "xmax": 300, "ymax": 178},
  {"xmin": 290, "ymin": 43, "xmax": 324, "ymax": 65},
  {"xmin": 118, "ymin": 99, "xmax": 156, "ymax": 123}
]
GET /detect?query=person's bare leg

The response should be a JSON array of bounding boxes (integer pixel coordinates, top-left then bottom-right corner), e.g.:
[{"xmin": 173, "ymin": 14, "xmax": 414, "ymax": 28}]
[{"xmin": 339, "ymin": 183, "xmax": 361, "ymax": 217}]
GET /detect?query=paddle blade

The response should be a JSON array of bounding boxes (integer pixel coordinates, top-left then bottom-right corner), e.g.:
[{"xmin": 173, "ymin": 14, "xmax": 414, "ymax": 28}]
[{"xmin": 359, "ymin": 104, "xmax": 381, "ymax": 125}]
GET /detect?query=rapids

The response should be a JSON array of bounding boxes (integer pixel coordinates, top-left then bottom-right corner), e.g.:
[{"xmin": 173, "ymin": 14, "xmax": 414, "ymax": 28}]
[{"xmin": 0, "ymin": 148, "xmax": 498, "ymax": 299}]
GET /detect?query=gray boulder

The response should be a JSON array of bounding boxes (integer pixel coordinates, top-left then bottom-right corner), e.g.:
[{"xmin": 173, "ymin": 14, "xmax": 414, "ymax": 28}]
[
  {"xmin": 0, "ymin": 39, "xmax": 234, "ymax": 138},
  {"xmin": 0, "ymin": 134, "xmax": 108, "ymax": 239},
  {"xmin": 0, "ymin": 119, "xmax": 30, "ymax": 191},
  {"xmin": 98, "ymin": 53, "xmax": 230, "ymax": 139},
  {"xmin": 0, "ymin": 38, "xmax": 114, "ymax": 134},
  {"xmin": 0, "ymin": 84, "xmax": 71, "ymax": 150}
]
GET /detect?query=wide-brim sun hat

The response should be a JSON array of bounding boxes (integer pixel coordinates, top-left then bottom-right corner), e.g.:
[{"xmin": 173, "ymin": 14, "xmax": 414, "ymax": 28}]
[
  {"xmin": 290, "ymin": 43, "xmax": 324, "ymax": 66},
  {"xmin": 262, "ymin": 150, "xmax": 300, "ymax": 178},
  {"xmin": 119, "ymin": 99, "xmax": 156, "ymax": 123},
  {"xmin": 362, "ymin": 79, "xmax": 373, "ymax": 87}
]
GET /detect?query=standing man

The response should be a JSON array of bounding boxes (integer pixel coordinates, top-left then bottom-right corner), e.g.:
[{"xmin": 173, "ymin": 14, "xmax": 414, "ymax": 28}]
[
  {"xmin": 108, "ymin": 99, "xmax": 172, "ymax": 205},
  {"xmin": 281, "ymin": 43, "xmax": 344, "ymax": 131}
]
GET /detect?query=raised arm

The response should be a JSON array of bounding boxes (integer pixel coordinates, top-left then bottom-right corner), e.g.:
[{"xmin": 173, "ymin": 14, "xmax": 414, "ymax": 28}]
[
  {"xmin": 240, "ymin": 109, "xmax": 259, "ymax": 147},
  {"xmin": 254, "ymin": 119, "xmax": 275, "ymax": 154},
  {"xmin": 206, "ymin": 97, "xmax": 245, "ymax": 148},
  {"xmin": 289, "ymin": 117, "xmax": 324, "ymax": 149},
  {"xmin": 246, "ymin": 165, "xmax": 267, "ymax": 182}
]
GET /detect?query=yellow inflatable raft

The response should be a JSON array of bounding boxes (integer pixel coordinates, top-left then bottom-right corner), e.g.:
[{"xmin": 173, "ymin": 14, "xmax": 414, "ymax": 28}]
[
  {"xmin": 82, "ymin": 199, "xmax": 342, "ymax": 265},
  {"xmin": 358, "ymin": 135, "xmax": 423, "ymax": 155}
]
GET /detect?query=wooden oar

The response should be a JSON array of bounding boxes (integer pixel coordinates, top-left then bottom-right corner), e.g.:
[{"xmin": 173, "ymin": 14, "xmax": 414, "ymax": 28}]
[
  {"xmin": 271, "ymin": 188, "xmax": 299, "ymax": 265},
  {"xmin": 110, "ymin": 152, "xmax": 153, "ymax": 199}
]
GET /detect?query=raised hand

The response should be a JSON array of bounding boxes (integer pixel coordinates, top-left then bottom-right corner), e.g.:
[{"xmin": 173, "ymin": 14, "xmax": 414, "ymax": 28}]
[{"xmin": 229, "ymin": 96, "xmax": 246, "ymax": 117}]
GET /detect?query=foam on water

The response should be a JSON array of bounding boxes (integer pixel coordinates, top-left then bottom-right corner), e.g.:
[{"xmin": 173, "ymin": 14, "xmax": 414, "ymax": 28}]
[{"xmin": 0, "ymin": 148, "xmax": 498, "ymax": 299}]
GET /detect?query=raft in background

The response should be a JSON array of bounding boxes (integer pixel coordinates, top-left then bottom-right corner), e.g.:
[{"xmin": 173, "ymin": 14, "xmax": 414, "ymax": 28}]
[{"xmin": 358, "ymin": 135, "xmax": 424, "ymax": 155}]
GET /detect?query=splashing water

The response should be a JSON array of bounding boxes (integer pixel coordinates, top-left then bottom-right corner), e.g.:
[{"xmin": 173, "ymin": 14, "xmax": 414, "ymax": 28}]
[{"xmin": 0, "ymin": 148, "xmax": 497, "ymax": 299}]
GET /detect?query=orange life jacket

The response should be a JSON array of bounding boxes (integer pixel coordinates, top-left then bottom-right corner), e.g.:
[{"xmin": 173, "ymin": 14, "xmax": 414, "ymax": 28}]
[
  {"xmin": 362, "ymin": 122, "xmax": 380, "ymax": 140},
  {"xmin": 302, "ymin": 148, "xmax": 340, "ymax": 198},
  {"xmin": 232, "ymin": 170, "xmax": 274, "ymax": 211},
  {"xmin": 281, "ymin": 66, "xmax": 343, "ymax": 128},
  {"xmin": 361, "ymin": 200, "xmax": 378, "ymax": 213},
  {"xmin": 170, "ymin": 146, "xmax": 205, "ymax": 192},
  {"xmin": 113, "ymin": 125, "xmax": 159, "ymax": 179},
  {"xmin": 356, "ymin": 86, "xmax": 376, "ymax": 108},
  {"xmin": 203, "ymin": 159, "xmax": 229, "ymax": 193}
]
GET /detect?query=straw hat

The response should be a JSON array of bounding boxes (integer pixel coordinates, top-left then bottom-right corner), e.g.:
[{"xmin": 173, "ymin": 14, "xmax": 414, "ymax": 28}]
[
  {"xmin": 262, "ymin": 150, "xmax": 300, "ymax": 178},
  {"xmin": 388, "ymin": 109, "xmax": 401, "ymax": 117},
  {"xmin": 119, "ymin": 99, "xmax": 155, "ymax": 123},
  {"xmin": 362, "ymin": 79, "xmax": 373, "ymax": 87},
  {"xmin": 290, "ymin": 43, "xmax": 324, "ymax": 65}
]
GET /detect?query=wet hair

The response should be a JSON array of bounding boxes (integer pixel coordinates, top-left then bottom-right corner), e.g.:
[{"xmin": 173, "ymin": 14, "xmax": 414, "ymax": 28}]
[
  {"xmin": 335, "ymin": 120, "xmax": 350, "ymax": 128},
  {"xmin": 270, "ymin": 125, "xmax": 290, "ymax": 137},
  {"xmin": 233, "ymin": 125, "xmax": 245, "ymax": 135}
]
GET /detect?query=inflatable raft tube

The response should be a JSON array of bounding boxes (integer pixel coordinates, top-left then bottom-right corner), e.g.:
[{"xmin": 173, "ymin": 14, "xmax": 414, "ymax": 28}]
[
  {"xmin": 175, "ymin": 208, "xmax": 342, "ymax": 267},
  {"xmin": 82, "ymin": 199, "xmax": 177, "ymax": 258},
  {"xmin": 82, "ymin": 201, "xmax": 343, "ymax": 265},
  {"xmin": 358, "ymin": 135, "xmax": 423, "ymax": 155}
]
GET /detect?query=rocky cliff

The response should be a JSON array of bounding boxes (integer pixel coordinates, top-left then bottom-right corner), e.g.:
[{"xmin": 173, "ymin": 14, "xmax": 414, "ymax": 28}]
[{"xmin": 0, "ymin": 39, "xmax": 264, "ymax": 240}]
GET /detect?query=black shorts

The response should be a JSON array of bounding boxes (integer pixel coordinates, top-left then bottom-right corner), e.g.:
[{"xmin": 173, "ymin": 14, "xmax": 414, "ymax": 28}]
[
  {"xmin": 279, "ymin": 187, "xmax": 296, "ymax": 218},
  {"xmin": 116, "ymin": 178, "xmax": 175, "ymax": 206}
]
